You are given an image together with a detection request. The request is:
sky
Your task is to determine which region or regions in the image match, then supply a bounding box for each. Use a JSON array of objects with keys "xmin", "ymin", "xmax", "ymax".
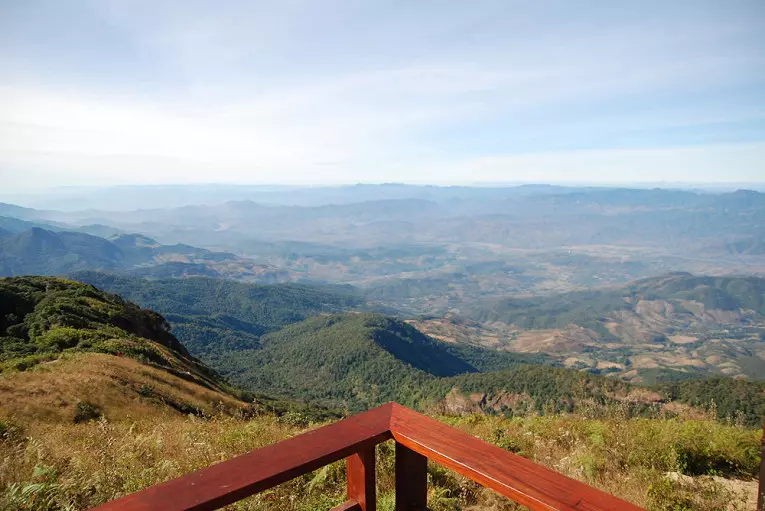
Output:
[{"xmin": 0, "ymin": 0, "xmax": 764, "ymax": 191}]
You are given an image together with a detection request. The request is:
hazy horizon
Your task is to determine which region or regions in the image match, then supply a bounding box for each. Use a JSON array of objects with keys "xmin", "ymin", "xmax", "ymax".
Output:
[{"xmin": 2, "ymin": 1, "xmax": 764, "ymax": 192}]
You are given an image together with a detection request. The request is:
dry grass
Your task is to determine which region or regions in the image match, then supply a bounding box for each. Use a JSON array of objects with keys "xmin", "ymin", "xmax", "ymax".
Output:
[
  {"xmin": 0, "ymin": 414, "xmax": 333, "ymax": 510},
  {"xmin": 0, "ymin": 353, "xmax": 761, "ymax": 510},
  {"xmin": 1, "ymin": 403, "xmax": 761, "ymax": 511},
  {"xmin": 434, "ymin": 412, "xmax": 761, "ymax": 511},
  {"xmin": 0, "ymin": 353, "xmax": 246, "ymax": 424}
]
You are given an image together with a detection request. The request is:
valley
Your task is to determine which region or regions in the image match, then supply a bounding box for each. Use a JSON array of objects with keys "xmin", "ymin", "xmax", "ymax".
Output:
[
  {"xmin": 3, "ymin": 0, "xmax": 765, "ymax": 506},
  {"xmin": 1, "ymin": 184, "xmax": 764, "ymax": 510}
]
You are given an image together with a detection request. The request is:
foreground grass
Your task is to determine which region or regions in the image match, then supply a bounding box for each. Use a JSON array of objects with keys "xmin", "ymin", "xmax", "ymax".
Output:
[{"xmin": 1, "ymin": 410, "xmax": 761, "ymax": 511}]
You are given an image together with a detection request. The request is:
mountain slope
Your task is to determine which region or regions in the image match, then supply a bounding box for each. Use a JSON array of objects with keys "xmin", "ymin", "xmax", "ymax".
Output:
[
  {"xmin": 0, "ymin": 276, "xmax": 249, "ymax": 422},
  {"xmin": 70, "ymin": 271, "xmax": 365, "ymax": 358},
  {"xmin": 0, "ymin": 228, "xmax": 125, "ymax": 276},
  {"xmin": 218, "ymin": 313, "xmax": 551, "ymax": 411},
  {"xmin": 0, "ymin": 227, "xmax": 289, "ymax": 281},
  {"xmin": 209, "ymin": 311, "xmax": 765, "ymax": 425}
]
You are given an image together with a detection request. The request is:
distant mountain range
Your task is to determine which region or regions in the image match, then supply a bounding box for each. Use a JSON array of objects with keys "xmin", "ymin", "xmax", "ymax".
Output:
[
  {"xmin": 3, "ymin": 185, "xmax": 764, "ymax": 304},
  {"xmin": 0, "ymin": 226, "xmax": 291, "ymax": 282},
  {"xmin": 4, "ymin": 187, "xmax": 765, "ymax": 251},
  {"xmin": 2, "ymin": 185, "xmax": 764, "ymax": 420}
]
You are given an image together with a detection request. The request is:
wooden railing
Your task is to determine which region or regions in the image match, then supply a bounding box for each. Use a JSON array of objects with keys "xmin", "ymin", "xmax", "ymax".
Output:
[{"xmin": 92, "ymin": 403, "xmax": 645, "ymax": 511}]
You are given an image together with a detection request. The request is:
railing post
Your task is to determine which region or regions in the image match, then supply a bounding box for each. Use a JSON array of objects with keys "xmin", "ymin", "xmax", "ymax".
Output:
[
  {"xmin": 395, "ymin": 442, "xmax": 427, "ymax": 511},
  {"xmin": 348, "ymin": 447, "xmax": 376, "ymax": 511},
  {"xmin": 758, "ymin": 417, "xmax": 764, "ymax": 511}
]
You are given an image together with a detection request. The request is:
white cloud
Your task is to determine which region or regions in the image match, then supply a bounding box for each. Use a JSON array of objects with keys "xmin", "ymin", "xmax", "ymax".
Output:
[{"xmin": 0, "ymin": 0, "xmax": 763, "ymax": 190}]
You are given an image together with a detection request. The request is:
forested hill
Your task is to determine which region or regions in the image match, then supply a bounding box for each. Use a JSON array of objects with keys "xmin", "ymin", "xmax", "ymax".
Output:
[
  {"xmin": 0, "ymin": 275, "xmax": 187, "ymax": 362},
  {"xmin": 217, "ymin": 313, "xmax": 549, "ymax": 412},
  {"xmin": 0, "ymin": 276, "xmax": 249, "ymax": 422},
  {"xmin": 70, "ymin": 271, "xmax": 365, "ymax": 356},
  {"xmin": 210, "ymin": 312, "xmax": 765, "ymax": 424}
]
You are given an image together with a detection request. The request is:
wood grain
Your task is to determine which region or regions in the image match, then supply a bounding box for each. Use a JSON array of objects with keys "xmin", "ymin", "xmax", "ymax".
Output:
[
  {"xmin": 390, "ymin": 403, "xmax": 643, "ymax": 511},
  {"xmin": 91, "ymin": 404, "xmax": 393, "ymax": 511},
  {"xmin": 395, "ymin": 442, "xmax": 427, "ymax": 511},
  {"xmin": 92, "ymin": 402, "xmax": 648, "ymax": 511},
  {"xmin": 347, "ymin": 447, "xmax": 376, "ymax": 511},
  {"xmin": 330, "ymin": 501, "xmax": 362, "ymax": 511}
]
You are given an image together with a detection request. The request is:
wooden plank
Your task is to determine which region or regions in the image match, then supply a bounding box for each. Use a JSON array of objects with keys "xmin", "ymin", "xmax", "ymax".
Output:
[
  {"xmin": 389, "ymin": 403, "xmax": 643, "ymax": 511},
  {"xmin": 395, "ymin": 442, "xmax": 428, "ymax": 511},
  {"xmin": 331, "ymin": 501, "xmax": 362, "ymax": 511},
  {"xmin": 347, "ymin": 447, "xmax": 376, "ymax": 511},
  {"xmin": 758, "ymin": 417, "xmax": 764, "ymax": 511},
  {"xmin": 92, "ymin": 404, "xmax": 394, "ymax": 511}
]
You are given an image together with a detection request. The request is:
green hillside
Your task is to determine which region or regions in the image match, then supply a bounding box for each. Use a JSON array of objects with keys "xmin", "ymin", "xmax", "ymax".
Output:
[
  {"xmin": 0, "ymin": 276, "xmax": 253, "ymax": 424},
  {"xmin": 0, "ymin": 276, "xmax": 338, "ymax": 424},
  {"xmin": 62, "ymin": 273, "xmax": 765, "ymax": 423},
  {"xmin": 70, "ymin": 271, "xmax": 364, "ymax": 357},
  {"xmin": 220, "ymin": 313, "xmax": 547, "ymax": 412},
  {"xmin": 1, "ymin": 275, "xmax": 201, "ymax": 375},
  {"xmin": 0, "ymin": 229, "xmax": 125, "ymax": 276}
]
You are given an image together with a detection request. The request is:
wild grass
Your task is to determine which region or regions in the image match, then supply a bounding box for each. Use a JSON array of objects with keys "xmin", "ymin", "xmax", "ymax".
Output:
[{"xmin": 1, "ymin": 405, "xmax": 760, "ymax": 510}]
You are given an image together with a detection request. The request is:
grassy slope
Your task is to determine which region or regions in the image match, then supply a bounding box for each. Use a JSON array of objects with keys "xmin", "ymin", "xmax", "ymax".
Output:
[
  {"xmin": 0, "ymin": 276, "xmax": 254, "ymax": 423},
  {"xmin": 0, "ymin": 352, "xmax": 246, "ymax": 423},
  {"xmin": 1, "ymin": 408, "xmax": 760, "ymax": 511}
]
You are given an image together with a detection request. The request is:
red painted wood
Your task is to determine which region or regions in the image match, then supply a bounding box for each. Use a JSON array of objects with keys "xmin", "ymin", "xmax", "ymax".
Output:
[
  {"xmin": 390, "ymin": 403, "xmax": 643, "ymax": 511},
  {"xmin": 330, "ymin": 501, "xmax": 362, "ymax": 511},
  {"xmin": 347, "ymin": 447, "xmax": 376, "ymax": 511},
  {"xmin": 395, "ymin": 442, "xmax": 428, "ymax": 511},
  {"xmin": 91, "ymin": 404, "xmax": 393, "ymax": 511},
  {"xmin": 92, "ymin": 402, "xmax": 647, "ymax": 511}
]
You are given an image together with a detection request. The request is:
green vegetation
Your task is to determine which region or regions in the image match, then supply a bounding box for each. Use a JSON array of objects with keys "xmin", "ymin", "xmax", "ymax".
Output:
[
  {"xmin": 660, "ymin": 377, "xmax": 765, "ymax": 426},
  {"xmin": 1, "ymin": 404, "xmax": 760, "ymax": 510},
  {"xmin": 215, "ymin": 313, "xmax": 551, "ymax": 412},
  {"xmin": 70, "ymin": 271, "xmax": 364, "ymax": 358},
  {"xmin": 0, "ymin": 276, "xmax": 190, "ymax": 370},
  {"xmin": 57, "ymin": 275, "xmax": 765, "ymax": 424}
]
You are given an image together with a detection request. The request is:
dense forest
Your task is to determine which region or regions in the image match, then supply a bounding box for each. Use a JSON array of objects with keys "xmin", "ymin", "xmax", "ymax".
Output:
[
  {"xmin": 213, "ymin": 313, "xmax": 547, "ymax": 412},
  {"xmin": 71, "ymin": 271, "xmax": 364, "ymax": 356},
  {"xmin": 0, "ymin": 276, "xmax": 186, "ymax": 368}
]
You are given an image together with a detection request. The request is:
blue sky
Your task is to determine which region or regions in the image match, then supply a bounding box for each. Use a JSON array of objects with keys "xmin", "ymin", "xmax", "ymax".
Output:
[{"xmin": 0, "ymin": 0, "xmax": 763, "ymax": 191}]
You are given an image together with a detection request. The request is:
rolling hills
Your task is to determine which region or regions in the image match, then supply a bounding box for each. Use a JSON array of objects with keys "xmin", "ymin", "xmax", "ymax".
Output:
[
  {"xmin": 3, "ymin": 186, "xmax": 765, "ymax": 309},
  {"xmin": 408, "ymin": 273, "xmax": 765, "ymax": 382},
  {"xmin": 0, "ymin": 227, "xmax": 290, "ymax": 282},
  {"xmin": 70, "ymin": 271, "xmax": 365, "ymax": 359},
  {"xmin": 0, "ymin": 276, "xmax": 332, "ymax": 424},
  {"xmin": 66, "ymin": 271, "xmax": 765, "ymax": 422},
  {"xmin": 215, "ymin": 313, "xmax": 549, "ymax": 412}
]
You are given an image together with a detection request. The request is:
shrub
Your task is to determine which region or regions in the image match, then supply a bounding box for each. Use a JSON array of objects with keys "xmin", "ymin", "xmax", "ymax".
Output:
[{"xmin": 73, "ymin": 402, "xmax": 102, "ymax": 423}]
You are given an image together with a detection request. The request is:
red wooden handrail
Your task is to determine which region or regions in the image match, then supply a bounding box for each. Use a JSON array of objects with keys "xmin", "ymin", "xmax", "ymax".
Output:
[{"xmin": 92, "ymin": 403, "xmax": 644, "ymax": 511}]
